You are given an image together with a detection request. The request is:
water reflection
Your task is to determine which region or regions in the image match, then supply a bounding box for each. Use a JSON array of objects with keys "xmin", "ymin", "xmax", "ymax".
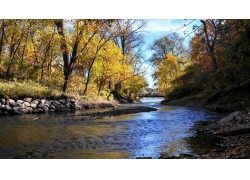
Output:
[{"xmin": 0, "ymin": 98, "xmax": 222, "ymax": 159}]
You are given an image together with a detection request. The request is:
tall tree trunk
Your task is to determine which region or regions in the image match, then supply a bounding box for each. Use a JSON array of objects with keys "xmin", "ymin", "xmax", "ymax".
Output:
[
  {"xmin": 55, "ymin": 20, "xmax": 80, "ymax": 93},
  {"xmin": 0, "ymin": 20, "xmax": 5, "ymax": 64},
  {"xmin": 200, "ymin": 19, "xmax": 218, "ymax": 72},
  {"xmin": 55, "ymin": 20, "xmax": 71, "ymax": 93},
  {"xmin": 83, "ymin": 57, "xmax": 96, "ymax": 95}
]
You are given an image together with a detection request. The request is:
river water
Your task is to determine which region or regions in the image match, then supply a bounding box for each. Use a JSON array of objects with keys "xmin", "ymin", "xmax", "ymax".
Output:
[{"xmin": 0, "ymin": 97, "xmax": 222, "ymax": 159}]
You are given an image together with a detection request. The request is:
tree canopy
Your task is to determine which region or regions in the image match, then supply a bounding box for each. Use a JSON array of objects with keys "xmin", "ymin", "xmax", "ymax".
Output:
[
  {"xmin": 0, "ymin": 19, "xmax": 148, "ymax": 101},
  {"xmin": 148, "ymin": 20, "xmax": 250, "ymax": 103}
]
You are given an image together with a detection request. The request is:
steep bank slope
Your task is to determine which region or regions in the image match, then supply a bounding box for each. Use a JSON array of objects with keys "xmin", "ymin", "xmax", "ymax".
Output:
[{"xmin": 162, "ymin": 83, "xmax": 250, "ymax": 113}]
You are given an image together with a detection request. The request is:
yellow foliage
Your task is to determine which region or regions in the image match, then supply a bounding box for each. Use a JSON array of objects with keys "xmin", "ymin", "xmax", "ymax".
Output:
[{"xmin": 155, "ymin": 53, "xmax": 180, "ymax": 93}]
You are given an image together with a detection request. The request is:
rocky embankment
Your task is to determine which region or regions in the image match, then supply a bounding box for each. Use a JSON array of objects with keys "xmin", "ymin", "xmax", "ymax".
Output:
[
  {"xmin": 159, "ymin": 108, "xmax": 250, "ymax": 159},
  {"xmin": 0, "ymin": 97, "xmax": 83, "ymax": 115}
]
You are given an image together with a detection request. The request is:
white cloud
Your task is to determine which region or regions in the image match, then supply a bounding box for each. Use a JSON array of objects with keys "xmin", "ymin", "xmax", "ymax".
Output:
[{"xmin": 142, "ymin": 19, "xmax": 200, "ymax": 34}]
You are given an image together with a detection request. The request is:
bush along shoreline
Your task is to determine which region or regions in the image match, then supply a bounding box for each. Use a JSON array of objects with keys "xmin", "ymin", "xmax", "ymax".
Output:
[{"xmin": 0, "ymin": 97, "xmax": 84, "ymax": 115}]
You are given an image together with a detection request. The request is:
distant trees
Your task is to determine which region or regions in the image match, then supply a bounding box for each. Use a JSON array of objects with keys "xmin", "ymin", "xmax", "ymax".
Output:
[
  {"xmin": 149, "ymin": 32, "xmax": 189, "ymax": 94},
  {"xmin": 151, "ymin": 19, "xmax": 250, "ymax": 100}
]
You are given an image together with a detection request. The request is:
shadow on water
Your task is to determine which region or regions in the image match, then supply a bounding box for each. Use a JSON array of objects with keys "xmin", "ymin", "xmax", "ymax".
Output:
[{"xmin": 0, "ymin": 97, "xmax": 223, "ymax": 159}]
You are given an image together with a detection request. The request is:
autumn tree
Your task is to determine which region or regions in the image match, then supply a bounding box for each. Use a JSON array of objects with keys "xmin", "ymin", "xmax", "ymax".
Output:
[{"xmin": 106, "ymin": 19, "xmax": 147, "ymax": 100}]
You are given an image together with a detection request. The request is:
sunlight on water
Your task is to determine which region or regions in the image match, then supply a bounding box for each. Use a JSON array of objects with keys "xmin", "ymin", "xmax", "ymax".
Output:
[{"xmin": 0, "ymin": 98, "xmax": 222, "ymax": 159}]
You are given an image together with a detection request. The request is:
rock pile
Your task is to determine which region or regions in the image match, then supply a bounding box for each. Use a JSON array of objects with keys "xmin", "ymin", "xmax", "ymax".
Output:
[{"xmin": 0, "ymin": 98, "xmax": 83, "ymax": 115}]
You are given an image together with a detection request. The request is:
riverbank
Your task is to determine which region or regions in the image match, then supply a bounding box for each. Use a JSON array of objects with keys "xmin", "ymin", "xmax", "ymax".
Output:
[
  {"xmin": 159, "ymin": 86, "xmax": 250, "ymax": 158},
  {"xmin": 159, "ymin": 107, "xmax": 250, "ymax": 159},
  {"xmin": 162, "ymin": 83, "xmax": 250, "ymax": 113},
  {"xmin": 0, "ymin": 96, "xmax": 118, "ymax": 116}
]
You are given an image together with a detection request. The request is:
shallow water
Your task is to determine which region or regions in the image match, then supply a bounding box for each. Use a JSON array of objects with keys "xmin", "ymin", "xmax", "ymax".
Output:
[{"xmin": 0, "ymin": 97, "xmax": 222, "ymax": 159}]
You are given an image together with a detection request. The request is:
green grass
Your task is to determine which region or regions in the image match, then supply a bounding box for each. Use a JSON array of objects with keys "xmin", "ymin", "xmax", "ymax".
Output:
[
  {"xmin": 0, "ymin": 80, "xmax": 116, "ymax": 104},
  {"xmin": 0, "ymin": 80, "xmax": 62, "ymax": 99}
]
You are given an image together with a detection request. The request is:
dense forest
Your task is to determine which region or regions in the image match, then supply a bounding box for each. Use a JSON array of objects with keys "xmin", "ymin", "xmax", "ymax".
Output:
[
  {"xmin": 150, "ymin": 19, "xmax": 250, "ymax": 111},
  {"xmin": 0, "ymin": 19, "xmax": 148, "ymax": 101},
  {"xmin": 0, "ymin": 19, "xmax": 250, "ymax": 109}
]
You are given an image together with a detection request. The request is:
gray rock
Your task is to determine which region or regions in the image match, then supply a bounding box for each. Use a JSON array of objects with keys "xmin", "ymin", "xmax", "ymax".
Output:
[
  {"xmin": 49, "ymin": 109, "xmax": 55, "ymax": 112},
  {"xmin": 49, "ymin": 105, "xmax": 56, "ymax": 110},
  {"xmin": 2, "ymin": 111, "xmax": 10, "ymax": 115},
  {"xmin": 42, "ymin": 106, "xmax": 49, "ymax": 112},
  {"xmin": 23, "ymin": 98, "xmax": 32, "ymax": 103},
  {"xmin": 33, "ymin": 108, "xmax": 44, "ymax": 113},
  {"xmin": 69, "ymin": 99, "xmax": 75, "ymax": 103},
  {"xmin": 8, "ymin": 99, "xmax": 17, "ymax": 107},
  {"xmin": 23, "ymin": 102, "xmax": 30, "ymax": 107},
  {"xmin": 5, "ymin": 105, "xmax": 12, "ymax": 111},
  {"xmin": 59, "ymin": 99, "xmax": 65, "ymax": 105},
  {"xmin": 65, "ymin": 103, "xmax": 71, "ymax": 109},
  {"xmin": 61, "ymin": 104, "xmax": 66, "ymax": 110},
  {"xmin": 30, "ymin": 103, "xmax": 37, "ymax": 109},
  {"xmin": 13, "ymin": 106, "xmax": 22, "ymax": 112},
  {"xmin": 16, "ymin": 100, "xmax": 24, "ymax": 104},
  {"xmin": 53, "ymin": 100, "xmax": 60, "ymax": 106},
  {"xmin": 31, "ymin": 100, "xmax": 39, "ymax": 104},
  {"xmin": 21, "ymin": 109, "xmax": 29, "ymax": 114},
  {"xmin": 37, "ymin": 103, "xmax": 44, "ymax": 108},
  {"xmin": 13, "ymin": 110, "xmax": 22, "ymax": 115},
  {"xmin": 45, "ymin": 100, "xmax": 51, "ymax": 106},
  {"xmin": 0, "ymin": 105, "xmax": 5, "ymax": 111},
  {"xmin": 1, "ymin": 98, "xmax": 5, "ymax": 104},
  {"xmin": 41, "ymin": 99, "xmax": 46, "ymax": 104},
  {"xmin": 26, "ymin": 107, "xmax": 33, "ymax": 113}
]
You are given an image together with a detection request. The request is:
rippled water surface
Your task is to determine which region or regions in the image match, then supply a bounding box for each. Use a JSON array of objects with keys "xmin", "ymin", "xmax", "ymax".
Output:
[{"xmin": 0, "ymin": 98, "xmax": 222, "ymax": 159}]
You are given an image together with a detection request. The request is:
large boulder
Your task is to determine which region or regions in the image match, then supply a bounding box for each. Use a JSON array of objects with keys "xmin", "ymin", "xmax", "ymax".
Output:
[
  {"xmin": 23, "ymin": 98, "xmax": 32, "ymax": 103},
  {"xmin": 45, "ymin": 100, "xmax": 51, "ymax": 106},
  {"xmin": 30, "ymin": 103, "xmax": 37, "ymax": 109},
  {"xmin": 59, "ymin": 99, "xmax": 65, "ymax": 105},
  {"xmin": 8, "ymin": 99, "xmax": 17, "ymax": 107},
  {"xmin": 41, "ymin": 99, "xmax": 46, "ymax": 104},
  {"xmin": 21, "ymin": 109, "xmax": 29, "ymax": 114},
  {"xmin": 26, "ymin": 107, "xmax": 33, "ymax": 113},
  {"xmin": 1, "ymin": 98, "xmax": 5, "ymax": 104},
  {"xmin": 0, "ymin": 105, "xmax": 5, "ymax": 111},
  {"xmin": 33, "ymin": 108, "xmax": 44, "ymax": 113},
  {"xmin": 42, "ymin": 106, "xmax": 49, "ymax": 112},
  {"xmin": 5, "ymin": 105, "xmax": 12, "ymax": 111},
  {"xmin": 13, "ymin": 106, "xmax": 22, "ymax": 112},
  {"xmin": 16, "ymin": 100, "xmax": 24, "ymax": 105},
  {"xmin": 12, "ymin": 106, "xmax": 23, "ymax": 115},
  {"xmin": 37, "ymin": 102, "xmax": 44, "ymax": 108},
  {"xmin": 22, "ymin": 102, "xmax": 31, "ymax": 108},
  {"xmin": 31, "ymin": 100, "xmax": 39, "ymax": 104},
  {"xmin": 53, "ymin": 100, "xmax": 60, "ymax": 106},
  {"xmin": 65, "ymin": 103, "xmax": 71, "ymax": 109},
  {"xmin": 49, "ymin": 105, "xmax": 56, "ymax": 110}
]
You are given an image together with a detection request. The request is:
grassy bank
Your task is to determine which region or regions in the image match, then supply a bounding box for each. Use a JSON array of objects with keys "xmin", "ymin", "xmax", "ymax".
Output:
[
  {"xmin": 0, "ymin": 80, "xmax": 117, "ymax": 109},
  {"xmin": 0, "ymin": 80, "xmax": 62, "ymax": 99},
  {"xmin": 162, "ymin": 83, "xmax": 250, "ymax": 113}
]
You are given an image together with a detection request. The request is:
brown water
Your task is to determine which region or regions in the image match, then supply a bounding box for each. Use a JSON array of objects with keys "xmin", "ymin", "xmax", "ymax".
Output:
[{"xmin": 0, "ymin": 98, "xmax": 222, "ymax": 159}]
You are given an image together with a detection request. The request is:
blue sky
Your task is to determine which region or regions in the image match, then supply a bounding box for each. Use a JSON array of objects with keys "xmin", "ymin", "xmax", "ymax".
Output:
[{"xmin": 140, "ymin": 19, "xmax": 201, "ymax": 88}]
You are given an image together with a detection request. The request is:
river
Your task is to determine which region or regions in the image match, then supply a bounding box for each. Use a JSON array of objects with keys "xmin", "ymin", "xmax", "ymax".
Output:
[{"xmin": 0, "ymin": 97, "xmax": 222, "ymax": 159}]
